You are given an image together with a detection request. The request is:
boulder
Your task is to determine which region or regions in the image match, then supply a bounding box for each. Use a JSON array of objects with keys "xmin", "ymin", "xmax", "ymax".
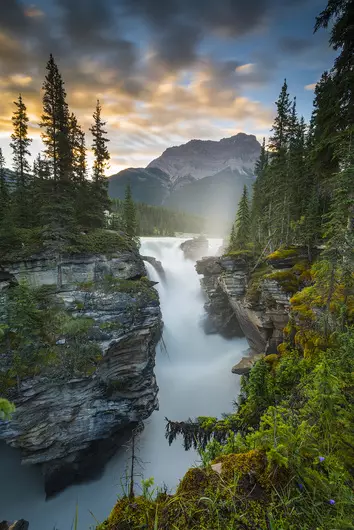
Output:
[
  {"xmin": 180, "ymin": 236, "xmax": 208, "ymax": 261},
  {"xmin": 232, "ymin": 354, "xmax": 264, "ymax": 375}
]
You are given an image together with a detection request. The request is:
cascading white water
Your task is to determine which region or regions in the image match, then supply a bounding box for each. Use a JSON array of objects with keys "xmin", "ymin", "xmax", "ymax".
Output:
[{"xmin": 0, "ymin": 238, "xmax": 248, "ymax": 529}]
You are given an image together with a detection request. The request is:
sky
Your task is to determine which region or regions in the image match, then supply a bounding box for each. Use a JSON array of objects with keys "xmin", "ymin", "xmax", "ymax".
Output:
[{"xmin": 0, "ymin": 0, "xmax": 336, "ymax": 175}]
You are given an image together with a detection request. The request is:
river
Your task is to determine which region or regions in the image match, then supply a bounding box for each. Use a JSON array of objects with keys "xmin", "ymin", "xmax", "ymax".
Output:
[{"xmin": 0, "ymin": 237, "xmax": 248, "ymax": 529}]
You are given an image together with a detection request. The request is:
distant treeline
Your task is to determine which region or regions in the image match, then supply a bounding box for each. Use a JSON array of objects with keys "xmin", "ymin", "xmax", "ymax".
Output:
[{"xmin": 111, "ymin": 199, "xmax": 205, "ymax": 236}]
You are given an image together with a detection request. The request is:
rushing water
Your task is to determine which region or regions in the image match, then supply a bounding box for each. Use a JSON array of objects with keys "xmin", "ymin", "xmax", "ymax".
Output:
[{"xmin": 0, "ymin": 237, "xmax": 248, "ymax": 529}]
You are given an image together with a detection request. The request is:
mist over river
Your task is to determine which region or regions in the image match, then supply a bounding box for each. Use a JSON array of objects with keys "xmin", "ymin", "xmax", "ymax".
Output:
[{"xmin": 0, "ymin": 237, "xmax": 248, "ymax": 529}]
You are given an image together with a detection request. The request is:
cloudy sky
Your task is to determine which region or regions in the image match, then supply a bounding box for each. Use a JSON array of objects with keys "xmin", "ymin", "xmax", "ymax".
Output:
[{"xmin": 0, "ymin": 0, "xmax": 335, "ymax": 174}]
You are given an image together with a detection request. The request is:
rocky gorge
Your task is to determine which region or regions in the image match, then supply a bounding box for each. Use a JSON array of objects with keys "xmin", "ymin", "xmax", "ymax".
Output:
[
  {"xmin": 0, "ymin": 248, "xmax": 162, "ymax": 497},
  {"xmin": 195, "ymin": 249, "xmax": 311, "ymax": 374}
]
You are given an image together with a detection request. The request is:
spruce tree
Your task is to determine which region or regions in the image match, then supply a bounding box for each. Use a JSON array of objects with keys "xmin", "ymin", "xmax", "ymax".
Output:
[
  {"xmin": 233, "ymin": 185, "xmax": 251, "ymax": 250},
  {"xmin": 123, "ymin": 183, "xmax": 137, "ymax": 240},
  {"xmin": 0, "ymin": 148, "xmax": 9, "ymax": 223},
  {"xmin": 267, "ymin": 80, "xmax": 292, "ymax": 246},
  {"xmin": 251, "ymin": 137, "xmax": 268, "ymax": 247},
  {"xmin": 89, "ymin": 100, "xmax": 110, "ymax": 228},
  {"xmin": 68, "ymin": 113, "xmax": 90, "ymax": 227},
  {"xmin": 69, "ymin": 113, "xmax": 87, "ymax": 186},
  {"xmin": 10, "ymin": 94, "xmax": 32, "ymax": 227},
  {"xmin": 40, "ymin": 54, "xmax": 72, "ymax": 182},
  {"xmin": 315, "ymin": 0, "xmax": 354, "ymax": 131},
  {"xmin": 40, "ymin": 54, "xmax": 75, "ymax": 249}
]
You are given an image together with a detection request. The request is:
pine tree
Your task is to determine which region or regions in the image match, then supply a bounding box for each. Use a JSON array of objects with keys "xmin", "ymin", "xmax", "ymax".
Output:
[
  {"xmin": 69, "ymin": 113, "xmax": 87, "ymax": 186},
  {"xmin": 10, "ymin": 94, "xmax": 32, "ymax": 227},
  {"xmin": 315, "ymin": 0, "xmax": 354, "ymax": 131},
  {"xmin": 30, "ymin": 154, "xmax": 51, "ymax": 228},
  {"xmin": 267, "ymin": 80, "xmax": 292, "ymax": 246},
  {"xmin": 251, "ymin": 137, "xmax": 268, "ymax": 247},
  {"xmin": 232, "ymin": 185, "xmax": 251, "ymax": 250},
  {"xmin": 0, "ymin": 148, "xmax": 9, "ymax": 223},
  {"xmin": 40, "ymin": 54, "xmax": 72, "ymax": 182},
  {"xmin": 123, "ymin": 183, "xmax": 137, "ymax": 240},
  {"xmin": 68, "ymin": 113, "xmax": 91, "ymax": 227},
  {"xmin": 40, "ymin": 54, "xmax": 75, "ymax": 248},
  {"xmin": 89, "ymin": 100, "xmax": 110, "ymax": 228}
]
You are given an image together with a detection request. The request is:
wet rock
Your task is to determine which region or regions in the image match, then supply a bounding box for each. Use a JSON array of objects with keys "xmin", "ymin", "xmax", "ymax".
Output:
[
  {"xmin": 180, "ymin": 236, "xmax": 208, "ymax": 261},
  {"xmin": 141, "ymin": 255, "xmax": 166, "ymax": 282}
]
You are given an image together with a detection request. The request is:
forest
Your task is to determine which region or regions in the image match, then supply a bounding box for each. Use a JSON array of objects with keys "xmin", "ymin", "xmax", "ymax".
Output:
[{"xmin": 111, "ymin": 197, "xmax": 205, "ymax": 237}]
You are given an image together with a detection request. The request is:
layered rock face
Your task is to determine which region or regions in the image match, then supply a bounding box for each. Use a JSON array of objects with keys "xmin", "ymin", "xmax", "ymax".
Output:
[
  {"xmin": 196, "ymin": 254, "xmax": 291, "ymax": 364},
  {"xmin": 195, "ymin": 257, "xmax": 243, "ymax": 338},
  {"xmin": 0, "ymin": 250, "xmax": 162, "ymax": 496}
]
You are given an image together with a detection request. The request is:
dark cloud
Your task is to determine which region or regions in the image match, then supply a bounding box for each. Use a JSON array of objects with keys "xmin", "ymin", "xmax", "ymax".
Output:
[
  {"xmin": 278, "ymin": 36, "xmax": 313, "ymax": 55},
  {"xmin": 125, "ymin": 0, "xmax": 310, "ymax": 67},
  {"xmin": 0, "ymin": 0, "xmax": 29, "ymax": 34}
]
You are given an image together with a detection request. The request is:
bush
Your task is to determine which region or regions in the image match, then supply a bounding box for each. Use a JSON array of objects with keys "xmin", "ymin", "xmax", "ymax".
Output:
[{"xmin": 66, "ymin": 229, "xmax": 133, "ymax": 255}]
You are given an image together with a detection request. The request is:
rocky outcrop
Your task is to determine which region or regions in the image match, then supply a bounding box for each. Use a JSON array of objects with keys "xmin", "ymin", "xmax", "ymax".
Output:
[
  {"xmin": 232, "ymin": 354, "xmax": 264, "ymax": 375},
  {"xmin": 0, "ymin": 250, "xmax": 162, "ymax": 497},
  {"xmin": 196, "ymin": 254, "xmax": 291, "ymax": 356},
  {"xmin": 180, "ymin": 236, "xmax": 208, "ymax": 261},
  {"xmin": 196, "ymin": 257, "xmax": 243, "ymax": 338},
  {"xmin": 142, "ymin": 255, "xmax": 166, "ymax": 282}
]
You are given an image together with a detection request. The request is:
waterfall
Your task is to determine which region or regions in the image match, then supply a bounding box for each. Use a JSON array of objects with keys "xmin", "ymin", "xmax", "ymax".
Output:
[{"xmin": 0, "ymin": 237, "xmax": 248, "ymax": 529}]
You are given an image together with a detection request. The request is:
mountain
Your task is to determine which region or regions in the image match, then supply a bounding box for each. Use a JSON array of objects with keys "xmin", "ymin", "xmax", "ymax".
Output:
[
  {"xmin": 108, "ymin": 167, "xmax": 170, "ymax": 206},
  {"xmin": 108, "ymin": 133, "xmax": 260, "ymax": 221},
  {"xmin": 147, "ymin": 133, "xmax": 260, "ymax": 182}
]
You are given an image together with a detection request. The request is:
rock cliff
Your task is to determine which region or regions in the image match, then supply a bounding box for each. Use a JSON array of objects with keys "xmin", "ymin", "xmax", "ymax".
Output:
[
  {"xmin": 0, "ymin": 250, "xmax": 162, "ymax": 496},
  {"xmin": 196, "ymin": 252, "xmax": 296, "ymax": 368}
]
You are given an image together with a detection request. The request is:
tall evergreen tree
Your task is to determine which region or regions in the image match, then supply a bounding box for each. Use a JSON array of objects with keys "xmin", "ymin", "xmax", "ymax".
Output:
[
  {"xmin": 40, "ymin": 54, "xmax": 75, "ymax": 249},
  {"xmin": 123, "ymin": 183, "xmax": 137, "ymax": 240},
  {"xmin": 40, "ymin": 54, "xmax": 72, "ymax": 182},
  {"xmin": 315, "ymin": 0, "xmax": 354, "ymax": 131},
  {"xmin": 267, "ymin": 79, "xmax": 292, "ymax": 246},
  {"xmin": 251, "ymin": 137, "xmax": 268, "ymax": 247},
  {"xmin": 10, "ymin": 94, "xmax": 32, "ymax": 226},
  {"xmin": 89, "ymin": 100, "xmax": 110, "ymax": 227},
  {"xmin": 233, "ymin": 185, "xmax": 251, "ymax": 250},
  {"xmin": 69, "ymin": 113, "xmax": 87, "ymax": 186},
  {"xmin": 0, "ymin": 148, "xmax": 9, "ymax": 223}
]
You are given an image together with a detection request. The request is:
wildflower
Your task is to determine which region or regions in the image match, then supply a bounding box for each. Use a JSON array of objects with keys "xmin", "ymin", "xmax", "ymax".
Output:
[
  {"xmin": 297, "ymin": 483, "xmax": 304, "ymax": 491},
  {"xmin": 328, "ymin": 499, "xmax": 335, "ymax": 505},
  {"xmin": 319, "ymin": 456, "xmax": 325, "ymax": 462}
]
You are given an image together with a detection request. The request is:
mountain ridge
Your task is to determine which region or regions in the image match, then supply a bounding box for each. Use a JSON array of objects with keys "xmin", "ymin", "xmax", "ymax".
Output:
[{"xmin": 108, "ymin": 132, "xmax": 260, "ymax": 220}]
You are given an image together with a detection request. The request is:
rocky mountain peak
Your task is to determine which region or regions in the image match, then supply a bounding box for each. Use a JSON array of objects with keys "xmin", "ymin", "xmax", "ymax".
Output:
[{"xmin": 147, "ymin": 133, "xmax": 260, "ymax": 182}]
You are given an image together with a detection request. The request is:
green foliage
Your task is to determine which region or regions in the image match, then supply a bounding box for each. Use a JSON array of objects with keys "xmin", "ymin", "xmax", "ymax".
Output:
[
  {"xmin": 111, "ymin": 199, "xmax": 205, "ymax": 237},
  {"xmin": 0, "ymin": 280, "xmax": 104, "ymax": 391},
  {"xmin": 228, "ymin": 185, "xmax": 251, "ymax": 251},
  {"xmin": 66, "ymin": 229, "xmax": 132, "ymax": 255},
  {"xmin": 89, "ymin": 100, "xmax": 111, "ymax": 228},
  {"xmin": 123, "ymin": 183, "xmax": 138, "ymax": 241},
  {"xmin": 0, "ymin": 398, "xmax": 15, "ymax": 420},
  {"xmin": 10, "ymin": 94, "xmax": 32, "ymax": 228}
]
